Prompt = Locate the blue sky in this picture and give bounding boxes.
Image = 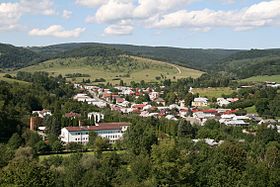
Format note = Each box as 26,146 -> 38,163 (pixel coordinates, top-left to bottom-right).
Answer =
0,0 -> 280,49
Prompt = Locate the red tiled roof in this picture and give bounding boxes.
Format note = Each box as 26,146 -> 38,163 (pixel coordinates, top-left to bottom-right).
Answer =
224,110 -> 238,114
103,93 -> 112,98
65,122 -> 130,132
132,104 -> 147,109
116,98 -> 125,103
201,109 -> 217,113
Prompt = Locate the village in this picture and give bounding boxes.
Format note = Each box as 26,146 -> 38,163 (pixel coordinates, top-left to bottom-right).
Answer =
29,81 -> 280,146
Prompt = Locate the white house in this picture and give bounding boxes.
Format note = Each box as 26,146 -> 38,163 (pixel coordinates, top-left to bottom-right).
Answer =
192,97 -> 208,107
32,109 -> 52,118
60,122 -> 130,144
217,98 -> 230,107
73,93 -> 91,102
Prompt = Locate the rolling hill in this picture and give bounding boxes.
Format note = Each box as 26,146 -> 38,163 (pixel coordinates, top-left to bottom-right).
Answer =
19,55 -> 203,84
1,42 -> 280,81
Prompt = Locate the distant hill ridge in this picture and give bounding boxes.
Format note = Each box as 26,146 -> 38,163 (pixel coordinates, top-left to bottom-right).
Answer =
1,42 -> 280,79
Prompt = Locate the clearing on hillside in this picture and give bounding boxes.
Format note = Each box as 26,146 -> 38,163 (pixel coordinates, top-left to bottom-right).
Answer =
19,56 -> 203,84
241,75 -> 280,83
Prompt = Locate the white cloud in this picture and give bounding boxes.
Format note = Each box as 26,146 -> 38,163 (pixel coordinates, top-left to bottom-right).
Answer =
148,0 -> 280,31
19,0 -> 56,16
85,15 -> 96,23
134,0 -> 195,18
104,20 -> 133,35
0,2 -> 21,31
62,10 -> 72,19
75,0 -> 109,7
0,0 -> 59,32
95,0 -> 134,23
29,25 -> 85,38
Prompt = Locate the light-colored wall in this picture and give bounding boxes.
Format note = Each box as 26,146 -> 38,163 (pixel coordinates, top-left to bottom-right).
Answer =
60,127 -> 127,144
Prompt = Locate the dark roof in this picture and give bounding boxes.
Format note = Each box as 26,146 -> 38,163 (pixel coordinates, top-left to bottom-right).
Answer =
65,122 -> 130,132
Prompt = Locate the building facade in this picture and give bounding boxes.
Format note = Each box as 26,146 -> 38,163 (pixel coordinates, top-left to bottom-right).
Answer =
60,122 -> 130,144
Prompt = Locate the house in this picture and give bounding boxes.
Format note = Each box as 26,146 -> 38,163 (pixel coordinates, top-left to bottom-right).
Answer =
87,99 -> 107,108
224,120 -> 248,126
132,103 -> 147,110
217,98 -> 239,107
149,92 -> 159,101
88,112 -> 104,123
60,122 -> 130,144
169,104 -> 180,110
192,138 -> 224,146
73,93 -> 91,102
32,109 -> 52,118
155,98 -> 166,106
165,115 -> 178,121
192,97 -> 208,107
217,98 -> 230,107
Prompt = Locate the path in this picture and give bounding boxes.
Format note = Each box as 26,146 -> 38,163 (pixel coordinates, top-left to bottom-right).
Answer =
169,64 -> 182,74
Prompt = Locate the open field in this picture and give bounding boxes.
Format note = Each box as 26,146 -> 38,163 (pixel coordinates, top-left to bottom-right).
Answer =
192,87 -> 235,98
19,56 -> 203,84
241,75 -> 280,83
0,73 -> 29,84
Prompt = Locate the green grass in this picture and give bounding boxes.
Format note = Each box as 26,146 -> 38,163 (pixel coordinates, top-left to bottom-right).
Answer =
19,56 -> 203,84
192,87 -> 235,98
39,150 -> 125,162
0,73 -> 29,84
245,106 -> 257,114
241,75 -> 280,83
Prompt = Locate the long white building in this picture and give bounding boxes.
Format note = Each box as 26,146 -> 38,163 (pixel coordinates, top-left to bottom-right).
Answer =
60,122 -> 130,144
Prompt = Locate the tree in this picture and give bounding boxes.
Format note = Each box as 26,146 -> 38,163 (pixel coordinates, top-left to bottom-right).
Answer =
184,92 -> 194,107
177,120 -> 196,138
88,131 -> 98,148
130,152 -> 151,182
7,133 -> 22,150
63,153 -> 84,187
125,121 -> 158,155
94,137 -> 110,156
51,140 -> 63,153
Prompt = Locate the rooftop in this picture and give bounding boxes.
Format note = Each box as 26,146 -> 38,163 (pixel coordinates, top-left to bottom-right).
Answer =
65,122 -> 130,132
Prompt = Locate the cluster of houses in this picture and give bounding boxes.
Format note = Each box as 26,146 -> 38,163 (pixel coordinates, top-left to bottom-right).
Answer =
72,84 -> 280,127
29,82 -> 280,145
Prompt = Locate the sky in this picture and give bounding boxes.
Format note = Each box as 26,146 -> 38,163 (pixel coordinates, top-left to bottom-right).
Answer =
0,0 -> 280,49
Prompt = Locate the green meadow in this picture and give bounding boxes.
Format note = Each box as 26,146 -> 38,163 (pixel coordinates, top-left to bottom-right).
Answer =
19,56 -> 203,84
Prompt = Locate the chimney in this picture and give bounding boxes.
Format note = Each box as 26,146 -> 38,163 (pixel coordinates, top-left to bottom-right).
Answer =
30,117 -> 41,131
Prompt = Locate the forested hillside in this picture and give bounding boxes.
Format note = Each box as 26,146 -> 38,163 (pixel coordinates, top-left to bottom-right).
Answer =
0,43 -> 40,68
31,43 -> 240,71
220,49 -> 280,79
1,42 -> 280,79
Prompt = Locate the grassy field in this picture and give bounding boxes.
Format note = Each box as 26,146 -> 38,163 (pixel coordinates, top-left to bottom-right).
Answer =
192,87 -> 235,98
19,56 -> 203,84
0,73 -> 29,84
245,106 -> 257,114
241,75 -> 280,83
